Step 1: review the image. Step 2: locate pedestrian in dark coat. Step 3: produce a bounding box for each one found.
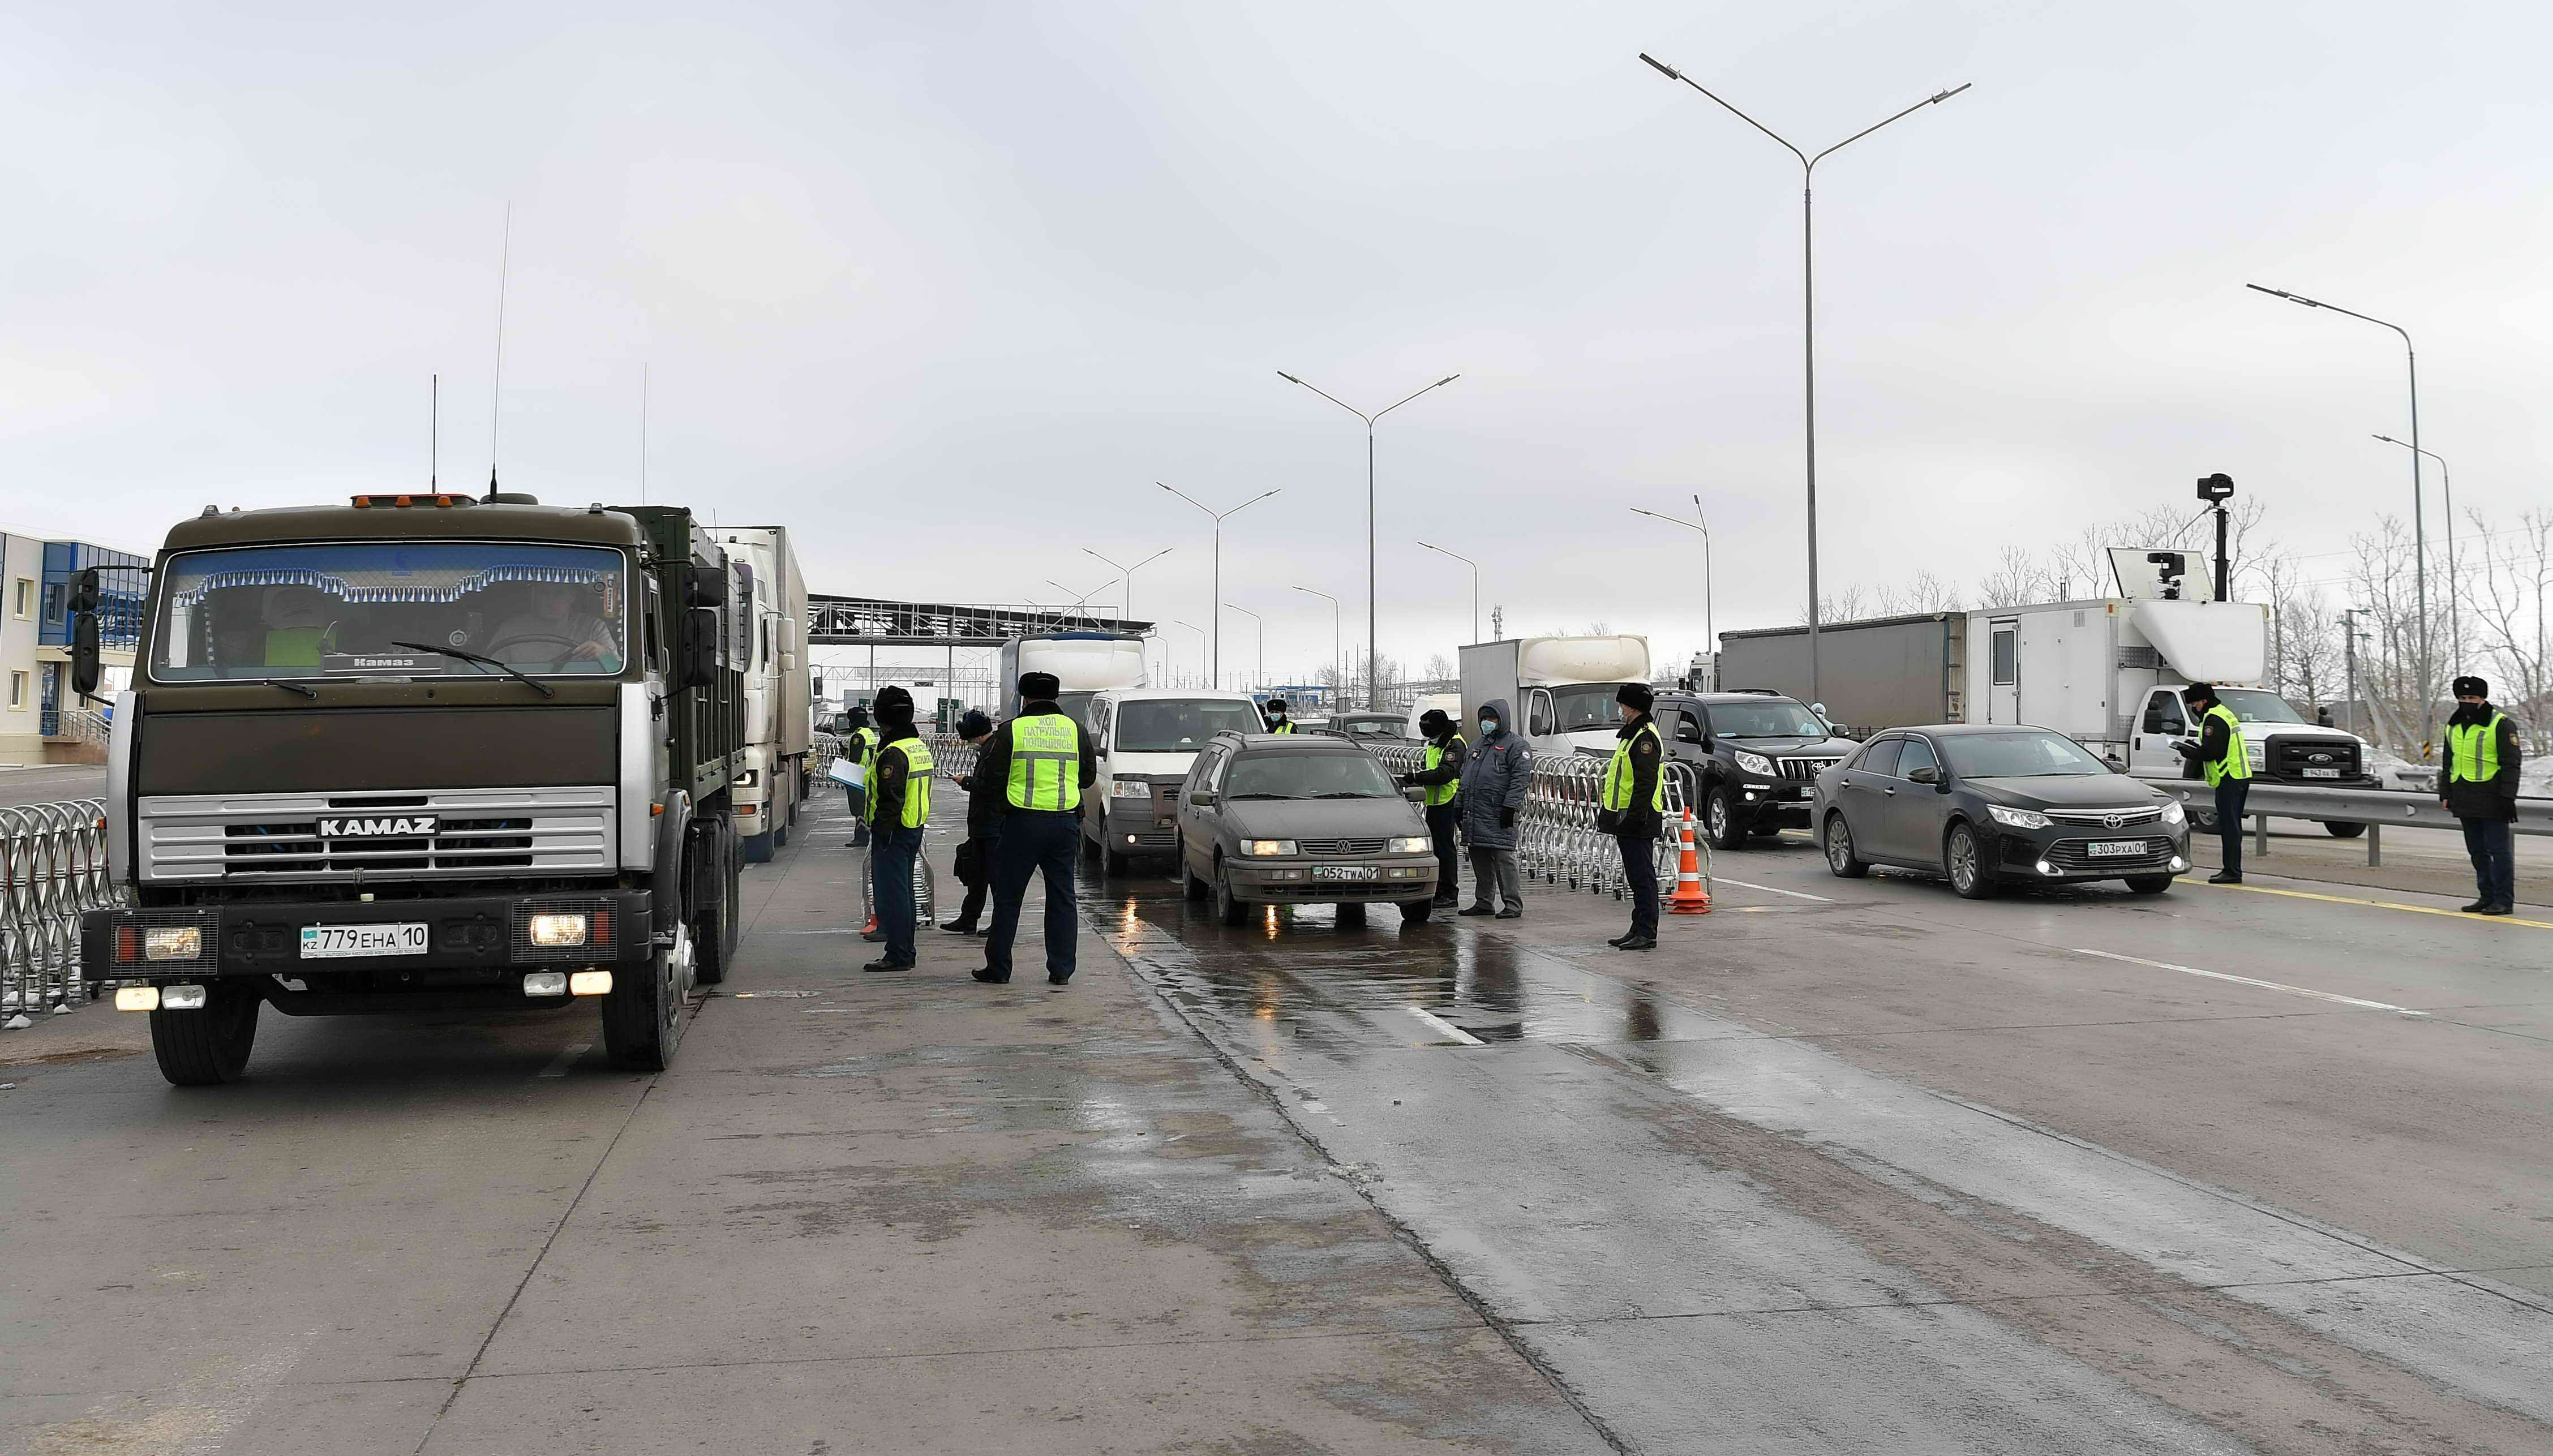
[2441,676,2524,914]
[942,710,998,934]
[1456,698,1531,918]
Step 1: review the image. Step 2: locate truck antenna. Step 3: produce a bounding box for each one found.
[486,203,511,502]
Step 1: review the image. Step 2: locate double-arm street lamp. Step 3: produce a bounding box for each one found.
[1222,602,1263,692]
[1291,585,1342,706]
[2372,433,2457,670]
[2247,284,2430,742]
[1085,544,1174,680]
[1413,540,1480,645]
[1158,483,1280,688]
[1638,53,1969,708]
[1277,371,1461,710]
[1629,495,1715,665]
[1169,620,1205,689]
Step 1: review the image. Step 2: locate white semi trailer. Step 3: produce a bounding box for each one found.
[722,527,812,862]
[1458,635,1652,758]
[998,631,1147,730]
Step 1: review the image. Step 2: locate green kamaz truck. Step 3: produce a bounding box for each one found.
[74,491,745,1084]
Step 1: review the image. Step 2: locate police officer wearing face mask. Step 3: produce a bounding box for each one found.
[1400,708,1466,908]
[2442,676,2522,914]
[1264,697,1295,733]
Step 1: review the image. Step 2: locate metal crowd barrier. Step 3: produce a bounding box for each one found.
[1,799,121,1021]
[1370,745,1702,901]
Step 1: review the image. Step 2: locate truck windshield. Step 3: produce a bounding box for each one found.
[151,542,630,681]
[1224,751,1399,799]
[1940,732,2110,779]
[2211,689,2309,725]
[1113,699,1265,752]
[1704,699,1827,738]
[1551,685,1636,733]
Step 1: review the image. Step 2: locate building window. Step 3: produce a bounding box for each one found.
[12,579,29,619]
[8,672,25,710]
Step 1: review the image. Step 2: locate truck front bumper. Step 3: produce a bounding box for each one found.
[82,890,655,985]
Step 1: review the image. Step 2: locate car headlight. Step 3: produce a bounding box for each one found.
[1387,836,1430,854]
[1986,805,2050,830]
[1110,778,1153,799]
[1242,839,1297,856]
[2245,741,2266,770]
[1733,750,1777,777]
[142,925,202,961]
[2159,800,2185,826]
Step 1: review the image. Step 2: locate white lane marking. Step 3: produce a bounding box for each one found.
[536,1042,593,1078]
[2071,948,2428,1016]
[1407,1007,1486,1045]
[1711,877,1834,903]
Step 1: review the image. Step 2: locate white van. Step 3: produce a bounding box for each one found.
[1083,688,1267,872]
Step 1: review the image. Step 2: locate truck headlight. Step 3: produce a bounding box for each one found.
[1986,805,2050,830]
[143,926,202,961]
[2246,741,2266,770]
[1110,778,1153,799]
[1242,839,1297,857]
[1387,836,1430,854]
[2159,800,2185,826]
[529,912,589,947]
[1733,750,1777,777]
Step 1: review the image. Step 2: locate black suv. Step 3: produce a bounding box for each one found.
[1653,691,1857,850]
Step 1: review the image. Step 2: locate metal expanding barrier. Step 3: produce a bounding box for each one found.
[1371,745,1702,901]
[1,799,121,1021]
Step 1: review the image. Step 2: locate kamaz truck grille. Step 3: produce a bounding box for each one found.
[138,787,616,882]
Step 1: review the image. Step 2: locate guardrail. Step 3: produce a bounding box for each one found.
[1371,745,1701,901]
[2136,776,2553,866]
[1,799,121,1022]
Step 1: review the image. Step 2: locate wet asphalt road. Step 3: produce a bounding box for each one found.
[4,796,2549,1453]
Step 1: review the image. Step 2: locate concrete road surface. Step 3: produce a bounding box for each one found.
[0,764,103,809]
[4,789,2547,1453]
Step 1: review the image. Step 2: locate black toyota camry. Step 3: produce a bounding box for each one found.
[1812,725,2191,899]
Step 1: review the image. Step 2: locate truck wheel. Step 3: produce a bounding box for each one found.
[149,981,260,1086]
[1214,864,1250,926]
[1943,823,1999,900]
[1823,814,1869,879]
[2324,821,2366,839]
[690,821,734,987]
[1705,788,1746,852]
[1398,899,1434,925]
[606,893,689,1072]
[2124,875,2175,895]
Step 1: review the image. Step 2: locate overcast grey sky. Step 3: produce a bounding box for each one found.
[6,1,2548,684]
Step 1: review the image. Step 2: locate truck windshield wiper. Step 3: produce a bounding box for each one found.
[258,678,317,699]
[391,641,554,698]
[1314,791,1384,798]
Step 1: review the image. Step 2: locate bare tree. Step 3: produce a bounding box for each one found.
[2461,506,2552,753]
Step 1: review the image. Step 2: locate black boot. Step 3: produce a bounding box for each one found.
[1617,934,1657,951]
[861,957,911,973]
[2207,870,2241,885]
[971,966,1011,983]
[1457,904,1495,916]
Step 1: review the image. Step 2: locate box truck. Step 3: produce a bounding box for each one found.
[721,527,812,862]
[998,630,1147,729]
[1458,635,1652,758]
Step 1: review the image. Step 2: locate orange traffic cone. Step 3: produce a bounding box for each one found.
[1667,809,1711,915]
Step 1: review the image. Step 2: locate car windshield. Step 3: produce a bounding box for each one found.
[1940,731,2112,778]
[150,542,630,681]
[1341,718,1398,737]
[1551,685,1635,733]
[1113,698,1266,752]
[1224,751,1400,799]
[2212,688,2309,724]
[1705,699,1828,738]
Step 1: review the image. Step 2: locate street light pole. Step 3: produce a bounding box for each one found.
[1639,54,1968,710]
[1158,484,1280,690]
[2371,434,2456,671]
[1291,585,1341,707]
[1413,540,1480,645]
[1629,495,1714,672]
[1170,620,1205,689]
[1276,371,1461,711]
[2248,285,2430,745]
[1222,602,1263,692]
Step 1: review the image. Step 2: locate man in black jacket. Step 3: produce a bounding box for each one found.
[1401,709,1466,907]
[1597,684,1666,950]
[941,710,998,935]
[2442,676,2524,914]
[2173,682,2249,884]
[972,672,1100,986]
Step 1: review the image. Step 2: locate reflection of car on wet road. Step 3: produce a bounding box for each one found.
[1175,731,1439,925]
[1814,724,2191,898]
[1083,689,1267,872]
[1654,690,1855,851]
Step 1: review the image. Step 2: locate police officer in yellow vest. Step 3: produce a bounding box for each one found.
[861,686,934,973]
[2442,675,2522,915]
[1400,708,1466,908]
[1596,683,1667,950]
[1263,697,1297,733]
[2173,682,2250,884]
[839,705,874,849]
[971,671,1099,986]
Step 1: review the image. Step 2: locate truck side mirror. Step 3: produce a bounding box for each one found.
[71,611,102,697]
[685,565,727,610]
[680,607,720,689]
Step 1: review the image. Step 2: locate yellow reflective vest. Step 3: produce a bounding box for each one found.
[1423,734,1465,808]
[869,736,934,828]
[2202,703,2250,787]
[1603,719,1666,812]
[1007,713,1083,811]
[2447,711,2507,786]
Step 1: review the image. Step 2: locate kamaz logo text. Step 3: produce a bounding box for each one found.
[318,816,439,837]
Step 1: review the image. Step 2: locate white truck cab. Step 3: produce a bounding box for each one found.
[1460,635,1653,759]
[1082,688,1267,873]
